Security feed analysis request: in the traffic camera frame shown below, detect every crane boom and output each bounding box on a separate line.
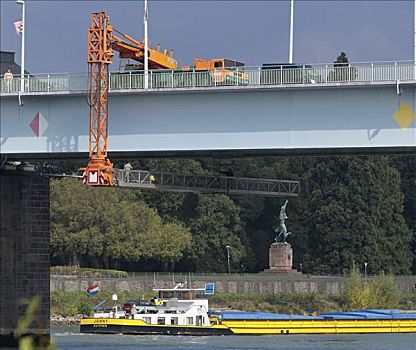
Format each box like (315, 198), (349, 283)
(82, 12), (114, 186)
(82, 12), (178, 186)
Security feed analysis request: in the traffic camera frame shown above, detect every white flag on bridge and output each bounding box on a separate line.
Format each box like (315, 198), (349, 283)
(14, 19), (23, 34)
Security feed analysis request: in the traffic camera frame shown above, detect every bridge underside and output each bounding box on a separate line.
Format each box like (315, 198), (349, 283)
(1, 83), (415, 159)
(3, 146), (416, 162)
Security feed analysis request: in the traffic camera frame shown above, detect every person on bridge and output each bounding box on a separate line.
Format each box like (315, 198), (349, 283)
(123, 162), (133, 180)
(4, 69), (13, 92)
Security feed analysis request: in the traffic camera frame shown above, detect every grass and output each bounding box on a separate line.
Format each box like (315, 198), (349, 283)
(50, 290), (416, 318)
(51, 291), (153, 317)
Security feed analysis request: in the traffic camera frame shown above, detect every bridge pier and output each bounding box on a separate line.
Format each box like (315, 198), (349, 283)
(0, 171), (50, 347)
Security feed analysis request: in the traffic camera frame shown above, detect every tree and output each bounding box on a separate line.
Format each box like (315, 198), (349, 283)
(50, 178), (191, 268)
(187, 194), (245, 272)
(392, 155), (416, 273)
(304, 156), (412, 274)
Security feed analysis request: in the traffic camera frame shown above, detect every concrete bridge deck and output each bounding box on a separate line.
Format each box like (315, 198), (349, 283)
(1, 61), (415, 159)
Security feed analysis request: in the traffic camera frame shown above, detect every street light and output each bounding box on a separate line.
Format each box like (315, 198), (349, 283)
(289, 0), (294, 64)
(226, 245), (231, 274)
(143, 0), (149, 89)
(364, 262), (368, 279)
(414, 0), (416, 78)
(16, 0), (25, 93)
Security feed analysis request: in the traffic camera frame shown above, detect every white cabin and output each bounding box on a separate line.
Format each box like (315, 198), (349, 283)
(93, 286), (211, 327)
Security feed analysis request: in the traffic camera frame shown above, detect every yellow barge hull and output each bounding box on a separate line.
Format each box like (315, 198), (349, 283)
(80, 318), (416, 335)
(222, 319), (416, 334)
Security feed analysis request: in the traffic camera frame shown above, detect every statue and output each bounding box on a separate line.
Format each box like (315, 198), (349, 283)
(274, 200), (291, 244)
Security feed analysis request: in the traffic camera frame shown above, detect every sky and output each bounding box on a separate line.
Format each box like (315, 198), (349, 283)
(0, 0), (414, 74)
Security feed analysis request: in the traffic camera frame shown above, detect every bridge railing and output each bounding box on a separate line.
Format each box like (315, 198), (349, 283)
(1, 61), (414, 94)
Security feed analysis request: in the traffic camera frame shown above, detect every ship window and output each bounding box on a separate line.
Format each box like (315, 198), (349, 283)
(170, 317), (178, 325)
(157, 317), (165, 325)
(143, 317), (151, 324)
(186, 317), (193, 325)
(196, 316), (203, 326)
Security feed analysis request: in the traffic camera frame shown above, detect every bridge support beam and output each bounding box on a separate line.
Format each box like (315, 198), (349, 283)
(0, 171), (50, 347)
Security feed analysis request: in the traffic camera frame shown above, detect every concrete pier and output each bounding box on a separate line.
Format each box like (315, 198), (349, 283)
(0, 171), (50, 347)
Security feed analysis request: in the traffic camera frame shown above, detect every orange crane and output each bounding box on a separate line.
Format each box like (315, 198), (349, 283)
(81, 12), (248, 186)
(81, 12), (178, 186)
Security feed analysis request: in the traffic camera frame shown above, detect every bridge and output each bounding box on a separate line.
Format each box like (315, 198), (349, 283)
(1, 61), (415, 159)
(1, 61), (415, 345)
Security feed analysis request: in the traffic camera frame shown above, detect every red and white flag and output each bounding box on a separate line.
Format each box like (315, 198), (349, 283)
(87, 284), (100, 298)
(14, 19), (23, 34)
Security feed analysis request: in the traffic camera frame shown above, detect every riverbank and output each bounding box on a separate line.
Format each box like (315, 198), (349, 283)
(51, 314), (82, 325)
(51, 290), (416, 323)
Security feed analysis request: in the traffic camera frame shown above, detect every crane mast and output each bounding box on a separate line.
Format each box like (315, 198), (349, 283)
(82, 12), (114, 186)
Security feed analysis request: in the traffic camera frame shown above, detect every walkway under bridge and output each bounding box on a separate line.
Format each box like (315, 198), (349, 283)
(115, 169), (300, 197)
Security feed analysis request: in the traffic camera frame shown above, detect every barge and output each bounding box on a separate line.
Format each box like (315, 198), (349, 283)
(80, 286), (416, 335)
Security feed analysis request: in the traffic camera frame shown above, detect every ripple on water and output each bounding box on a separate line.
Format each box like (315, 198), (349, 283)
(51, 326), (416, 350)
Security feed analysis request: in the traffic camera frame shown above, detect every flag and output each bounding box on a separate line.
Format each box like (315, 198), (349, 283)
(87, 284), (100, 298)
(14, 19), (23, 35)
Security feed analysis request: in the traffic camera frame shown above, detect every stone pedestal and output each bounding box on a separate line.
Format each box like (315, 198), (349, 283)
(261, 243), (300, 274)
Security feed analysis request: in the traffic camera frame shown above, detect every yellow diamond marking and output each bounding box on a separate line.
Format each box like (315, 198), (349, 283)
(393, 102), (416, 130)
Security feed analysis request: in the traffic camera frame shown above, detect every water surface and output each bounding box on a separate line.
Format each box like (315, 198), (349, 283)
(52, 325), (416, 350)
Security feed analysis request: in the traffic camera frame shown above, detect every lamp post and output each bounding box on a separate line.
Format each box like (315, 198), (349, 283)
(143, 0), (149, 89)
(289, 0), (294, 64)
(16, 0), (25, 93)
(414, 0), (416, 79)
(364, 262), (368, 279)
(226, 245), (231, 274)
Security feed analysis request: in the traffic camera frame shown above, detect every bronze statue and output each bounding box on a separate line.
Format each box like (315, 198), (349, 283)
(274, 200), (291, 244)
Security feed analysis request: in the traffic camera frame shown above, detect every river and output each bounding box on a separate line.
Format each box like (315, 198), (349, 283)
(52, 326), (416, 350)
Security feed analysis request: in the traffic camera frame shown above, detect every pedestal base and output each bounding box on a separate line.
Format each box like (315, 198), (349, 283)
(260, 243), (301, 275)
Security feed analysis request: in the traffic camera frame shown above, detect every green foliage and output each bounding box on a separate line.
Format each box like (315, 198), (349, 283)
(367, 272), (400, 309)
(392, 155), (416, 273)
(187, 194), (245, 272)
(342, 268), (400, 310)
(78, 302), (91, 316)
(51, 291), (154, 317)
(16, 296), (57, 350)
(209, 292), (340, 314)
(305, 157), (412, 274)
(50, 266), (128, 278)
(342, 267), (370, 310)
(48, 154), (414, 274)
(51, 178), (191, 268)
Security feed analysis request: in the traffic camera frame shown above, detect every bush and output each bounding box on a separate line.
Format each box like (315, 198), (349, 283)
(50, 266), (128, 278)
(342, 268), (399, 310)
(342, 267), (370, 310)
(78, 303), (91, 316)
(367, 272), (399, 309)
